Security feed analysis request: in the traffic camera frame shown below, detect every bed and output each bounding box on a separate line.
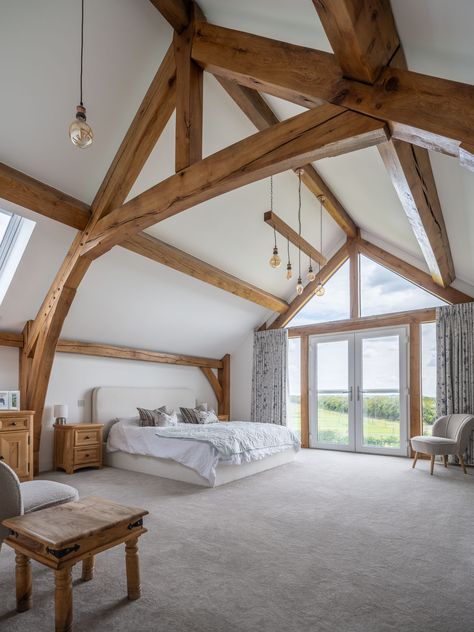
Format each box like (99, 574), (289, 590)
(93, 386), (300, 487)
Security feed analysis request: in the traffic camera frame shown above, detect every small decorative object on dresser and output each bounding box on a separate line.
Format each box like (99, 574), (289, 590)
(8, 391), (20, 410)
(54, 403), (68, 425)
(54, 423), (104, 474)
(0, 391), (9, 410)
(0, 411), (34, 481)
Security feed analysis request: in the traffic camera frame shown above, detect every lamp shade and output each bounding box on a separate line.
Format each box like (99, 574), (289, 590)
(54, 404), (68, 419)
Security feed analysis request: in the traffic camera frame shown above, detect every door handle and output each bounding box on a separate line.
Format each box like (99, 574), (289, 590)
(349, 386), (353, 401)
(357, 386), (361, 401)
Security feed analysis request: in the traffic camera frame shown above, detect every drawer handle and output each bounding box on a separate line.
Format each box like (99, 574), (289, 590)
(0, 456), (4, 461)
(85, 454), (90, 458)
(84, 436), (90, 440)
(11, 422), (16, 426)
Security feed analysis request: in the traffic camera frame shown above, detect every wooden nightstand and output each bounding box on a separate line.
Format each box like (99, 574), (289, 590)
(54, 423), (103, 474)
(218, 415), (229, 422)
(0, 410), (34, 481)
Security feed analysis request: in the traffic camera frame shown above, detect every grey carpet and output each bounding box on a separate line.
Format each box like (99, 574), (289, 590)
(1, 450), (473, 632)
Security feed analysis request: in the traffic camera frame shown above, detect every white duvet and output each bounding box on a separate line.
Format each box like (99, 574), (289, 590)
(107, 419), (300, 485)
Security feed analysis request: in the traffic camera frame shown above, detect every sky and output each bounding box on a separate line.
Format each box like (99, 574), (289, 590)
(288, 256), (443, 398)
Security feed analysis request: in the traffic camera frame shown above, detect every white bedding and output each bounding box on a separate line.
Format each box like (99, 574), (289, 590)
(107, 419), (300, 486)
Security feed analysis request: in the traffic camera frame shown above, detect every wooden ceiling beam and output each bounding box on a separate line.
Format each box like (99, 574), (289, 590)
(148, 0), (191, 33)
(216, 78), (358, 238)
(312, 0), (400, 84)
(312, 0), (455, 287)
(191, 21), (474, 162)
(0, 164), (288, 315)
(266, 241), (351, 330)
(174, 6), (203, 171)
(123, 232), (289, 313)
(83, 105), (389, 257)
(0, 162), (90, 231)
(264, 211), (326, 267)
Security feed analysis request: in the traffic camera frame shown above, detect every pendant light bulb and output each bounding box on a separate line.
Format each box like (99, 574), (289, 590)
(269, 246), (281, 268)
(286, 262), (293, 280)
(70, 105), (93, 148)
(315, 282), (325, 297)
(296, 277), (304, 295)
(307, 264), (316, 282)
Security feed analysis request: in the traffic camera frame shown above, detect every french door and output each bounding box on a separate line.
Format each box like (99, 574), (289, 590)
(309, 327), (409, 456)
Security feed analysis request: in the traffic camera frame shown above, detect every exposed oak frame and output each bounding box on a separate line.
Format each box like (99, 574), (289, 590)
(264, 211), (326, 267)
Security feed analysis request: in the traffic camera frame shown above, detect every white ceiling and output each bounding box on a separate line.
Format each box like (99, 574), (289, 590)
(0, 0), (473, 354)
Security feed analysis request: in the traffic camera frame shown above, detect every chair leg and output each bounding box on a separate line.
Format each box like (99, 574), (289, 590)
(443, 455), (448, 468)
(430, 455), (435, 475)
(459, 454), (467, 475)
(412, 452), (419, 469)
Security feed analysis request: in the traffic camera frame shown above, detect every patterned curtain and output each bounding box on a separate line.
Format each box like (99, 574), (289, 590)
(251, 329), (288, 425)
(437, 303), (474, 463)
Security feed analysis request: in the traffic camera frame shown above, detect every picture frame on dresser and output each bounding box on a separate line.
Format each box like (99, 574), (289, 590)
(0, 391), (8, 409)
(8, 390), (20, 410)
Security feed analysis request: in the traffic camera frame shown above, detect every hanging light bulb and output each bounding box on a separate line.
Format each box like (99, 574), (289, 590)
(269, 246), (281, 268)
(315, 283), (325, 297)
(307, 261), (316, 282)
(69, 0), (93, 148)
(286, 262), (293, 280)
(70, 105), (93, 148)
(296, 276), (304, 295)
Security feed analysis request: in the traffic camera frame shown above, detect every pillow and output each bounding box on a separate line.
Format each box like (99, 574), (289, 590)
(179, 407), (201, 424)
(154, 408), (178, 427)
(137, 405), (167, 427)
(198, 409), (219, 424)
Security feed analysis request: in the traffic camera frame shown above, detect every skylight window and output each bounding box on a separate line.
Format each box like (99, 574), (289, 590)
(0, 209), (35, 305)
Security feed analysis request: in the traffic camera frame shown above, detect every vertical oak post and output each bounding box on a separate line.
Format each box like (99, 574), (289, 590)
(218, 353), (230, 418)
(300, 335), (309, 448)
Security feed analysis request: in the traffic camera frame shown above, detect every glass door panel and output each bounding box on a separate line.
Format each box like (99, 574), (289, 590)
(310, 336), (354, 451)
(355, 330), (408, 456)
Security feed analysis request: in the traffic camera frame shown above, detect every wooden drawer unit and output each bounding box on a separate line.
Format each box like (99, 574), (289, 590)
(54, 423), (103, 474)
(0, 411), (34, 482)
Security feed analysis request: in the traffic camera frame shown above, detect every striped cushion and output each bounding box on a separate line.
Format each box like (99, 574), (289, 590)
(180, 407), (201, 424)
(137, 406), (167, 427)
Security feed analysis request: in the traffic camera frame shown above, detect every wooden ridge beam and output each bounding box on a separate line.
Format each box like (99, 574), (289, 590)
(191, 21), (474, 162)
(312, 0), (455, 287)
(264, 211), (326, 266)
(267, 240), (351, 330)
(83, 105), (389, 257)
(355, 237), (472, 305)
(287, 307), (437, 338)
(123, 232), (289, 313)
(0, 163), (90, 231)
(56, 339), (222, 369)
(216, 78), (357, 237)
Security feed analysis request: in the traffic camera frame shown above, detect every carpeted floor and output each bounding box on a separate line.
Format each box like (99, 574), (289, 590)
(1, 450), (473, 632)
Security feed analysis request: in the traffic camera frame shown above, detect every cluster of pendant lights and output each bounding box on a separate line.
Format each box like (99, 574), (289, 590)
(69, 0), (93, 148)
(269, 171), (325, 297)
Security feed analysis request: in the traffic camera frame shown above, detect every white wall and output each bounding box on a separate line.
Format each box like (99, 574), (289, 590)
(230, 332), (254, 421)
(39, 353), (216, 472)
(0, 347), (19, 390)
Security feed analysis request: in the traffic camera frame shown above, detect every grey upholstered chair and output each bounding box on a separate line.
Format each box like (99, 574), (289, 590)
(411, 414), (474, 475)
(0, 460), (79, 549)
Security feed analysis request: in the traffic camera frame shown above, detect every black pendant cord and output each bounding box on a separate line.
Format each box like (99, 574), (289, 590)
(287, 235), (291, 266)
(297, 170), (302, 278)
(319, 196), (323, 274)
(271, 176), (277, 249)
(80, 0), (84, 106)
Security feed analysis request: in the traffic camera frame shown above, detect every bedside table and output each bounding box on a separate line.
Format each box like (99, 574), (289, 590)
(218, 415), (229, 422)
(54, 423), (103, 474)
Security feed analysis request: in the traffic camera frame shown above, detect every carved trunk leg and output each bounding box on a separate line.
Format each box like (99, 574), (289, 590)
(15, 552), (32, 612)
(443, 455), (448, 468)
(81, 556), (95, 582)
(430, 454), (435, 475)
(459, 454), (467, 474)
(55, 566), (73, 632)
(125, 537), (141, 600)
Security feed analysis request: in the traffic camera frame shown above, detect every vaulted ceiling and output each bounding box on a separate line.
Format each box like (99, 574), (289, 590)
(0, 0), (473, 357)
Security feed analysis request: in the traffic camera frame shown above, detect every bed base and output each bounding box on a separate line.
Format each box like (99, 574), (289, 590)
(104, 447), (298, 487)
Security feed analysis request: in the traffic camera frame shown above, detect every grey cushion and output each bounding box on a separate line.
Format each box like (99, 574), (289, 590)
(0, 461), (23, 545)
(411, 435), (458, 456)
(21, 480), (79, 513)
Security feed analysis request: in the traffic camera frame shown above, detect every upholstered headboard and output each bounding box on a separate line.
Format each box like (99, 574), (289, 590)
(92, 386), (196, 436)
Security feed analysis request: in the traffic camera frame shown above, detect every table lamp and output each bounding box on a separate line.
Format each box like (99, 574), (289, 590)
(54, 404), (68, 425)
